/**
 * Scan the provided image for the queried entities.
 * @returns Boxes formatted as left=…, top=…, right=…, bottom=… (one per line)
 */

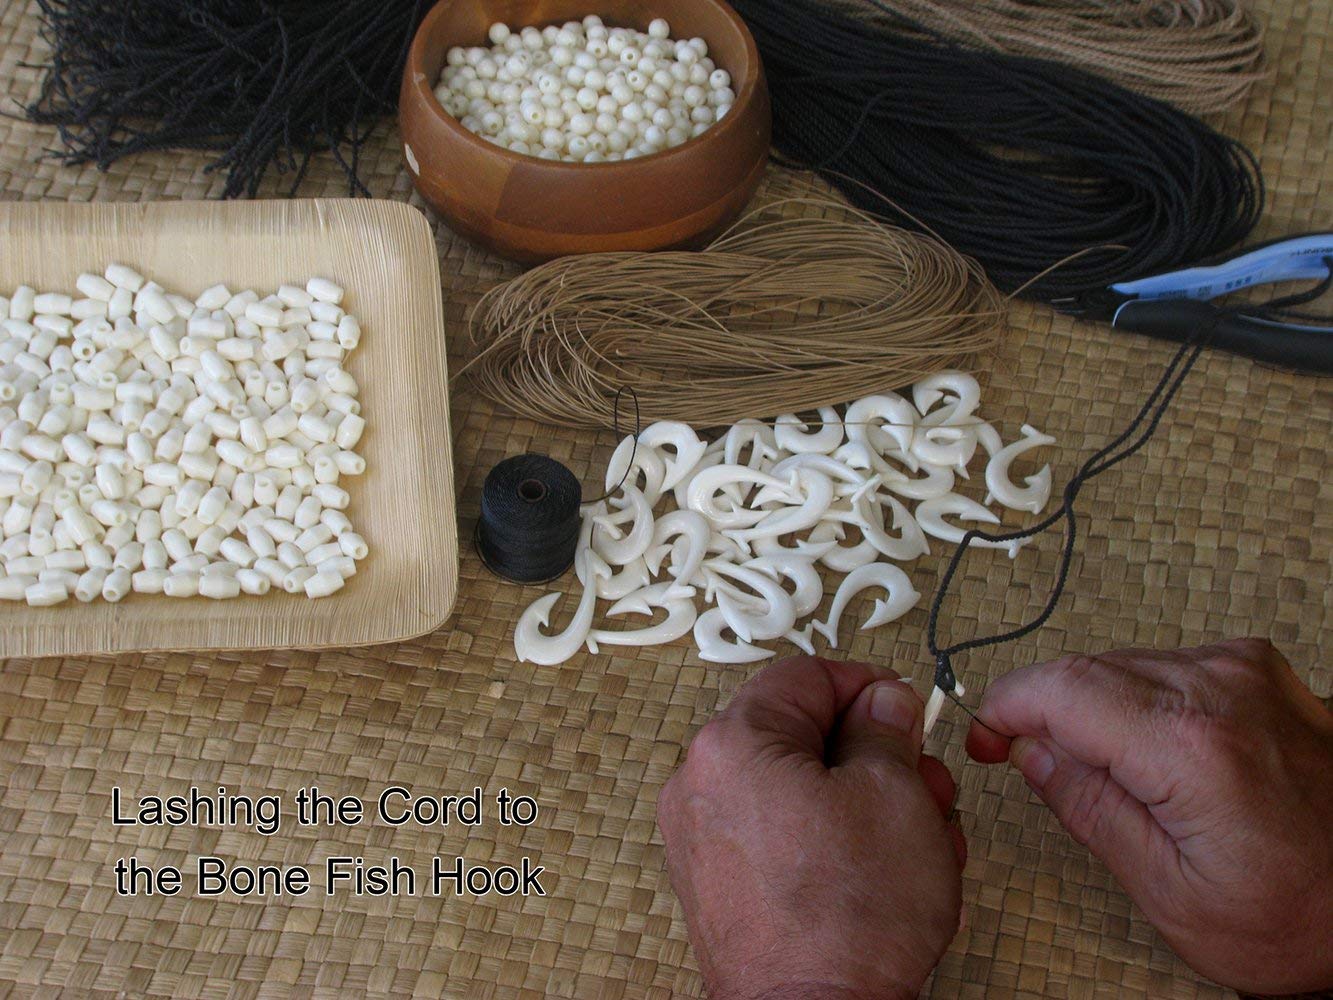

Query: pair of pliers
left=1052, top=234, right=1333, bottom=374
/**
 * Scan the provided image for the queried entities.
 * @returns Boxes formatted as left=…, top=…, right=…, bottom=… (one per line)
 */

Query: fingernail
left=871, top=682, right=918, bottom=733
left=1012, top=738, right=1055, bottom=787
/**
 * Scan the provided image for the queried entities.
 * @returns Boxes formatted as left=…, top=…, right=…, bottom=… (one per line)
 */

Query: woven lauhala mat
left=0, top=0, right=1328, bottom=996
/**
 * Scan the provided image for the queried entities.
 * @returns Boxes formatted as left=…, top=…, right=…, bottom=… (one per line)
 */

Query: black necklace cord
left=927, top=258, right=1333, bottom=700
left=728, top=0, right=1264, bottom=300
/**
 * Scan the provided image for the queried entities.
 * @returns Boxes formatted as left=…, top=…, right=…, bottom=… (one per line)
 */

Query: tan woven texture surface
left=0, top=0, right=1328, bottom=996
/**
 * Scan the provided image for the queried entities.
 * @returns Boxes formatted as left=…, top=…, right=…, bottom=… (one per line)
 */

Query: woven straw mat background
left=0, top=0, right=1329, bottom=997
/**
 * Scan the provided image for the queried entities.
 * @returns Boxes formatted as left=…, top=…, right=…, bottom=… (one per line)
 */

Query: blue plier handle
left=1052, top=234, right=1333, bottom=374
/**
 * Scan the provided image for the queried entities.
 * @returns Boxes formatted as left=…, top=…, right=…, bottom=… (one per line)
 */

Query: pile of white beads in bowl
left=434, top=16, right=736, bottom=162
left=0, top=266, right=369, bottom=607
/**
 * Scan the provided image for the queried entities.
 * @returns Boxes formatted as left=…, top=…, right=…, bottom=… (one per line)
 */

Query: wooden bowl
left=400, top=0, right=771, bottom=262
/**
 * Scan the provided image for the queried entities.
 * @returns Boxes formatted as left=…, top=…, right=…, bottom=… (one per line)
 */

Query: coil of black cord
left=477, top=455, right=583, bottom=584
left=729, top=0, right=1264, bottom=300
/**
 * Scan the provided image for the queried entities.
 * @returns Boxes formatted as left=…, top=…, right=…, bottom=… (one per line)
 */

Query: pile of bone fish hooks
left=514, top=371, right=1055, bottom=698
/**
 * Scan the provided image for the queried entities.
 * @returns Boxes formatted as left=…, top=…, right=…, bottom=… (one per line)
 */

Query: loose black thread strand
left=729, top=0, right=1263, bottom=299
left=583, top=386, right=643, bottom=506
left=928, top=262, right=1333, bottom=712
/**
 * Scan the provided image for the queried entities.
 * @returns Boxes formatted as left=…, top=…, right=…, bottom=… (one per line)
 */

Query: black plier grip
left=1053, top=234, right=1333, bottom=374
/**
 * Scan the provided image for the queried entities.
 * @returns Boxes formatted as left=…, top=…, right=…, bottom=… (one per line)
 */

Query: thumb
left=831, top=679, right=924, bottom=770
left=1012, top=738, right=1174, bottom=897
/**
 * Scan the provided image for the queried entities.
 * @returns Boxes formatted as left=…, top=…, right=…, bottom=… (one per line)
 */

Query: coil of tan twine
left=829, top=0, right=1265, bottom=115
left=459, top=197, right=1004, bottom=430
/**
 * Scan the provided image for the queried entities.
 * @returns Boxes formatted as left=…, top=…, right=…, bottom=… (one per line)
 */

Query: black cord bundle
left=730, top=0, right=1264, bottom=299
left=477, top=456, right=585, bottom=585
left=26, top=0, right=429, bottom=198
left=926, top=263, right=1333, bottom=700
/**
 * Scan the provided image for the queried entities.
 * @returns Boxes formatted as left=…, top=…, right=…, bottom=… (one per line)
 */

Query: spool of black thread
left=476, top=455, right=583, bottom=584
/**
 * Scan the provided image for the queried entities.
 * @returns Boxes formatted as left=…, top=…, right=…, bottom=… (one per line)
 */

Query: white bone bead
left=106, top=287, right=133, bottom=321
left=97, top=568, right=130, bottom=602
left=39, top=569, right=79, bottom=590
left=193, top=571, right=236, bottom=599
left=10, top=287, right=36, bottom=321
left=303, top=570, right=345, bottom=598
left=163, top=571, right=200, bottom=598
left=196, top=284, right=232, bottom=310
left=101, top=523, right=132, bottom=550
left=71, top=299, right=107, bottom=321
left=74, top=274, right=115, bottom=302
left=46, top=550, right=86, bottom=572
left=142, top=539, right=168, bottom=570
left=131, top=568, right=167, bottom=593
left=265, top=443, right=302, bottom=469
left=246, top=525, right=276, bottom=559
left=289, top=379, right=320, bottom=414
left=20, top=433, right=61, bottom=463
left=295, top=524, right=332, bottom=553
left=218, top=537, right=256, bottom=567
left=34, top=293, right=73, bottom=316
left=292, top=496, right=322, bottom=530
left=188, top=316, right=227, bottom=340
left=306, top=342, right=342, bottom=361
left=91, top=500, right=129, bottom=528
left=215, top=438, right=255, bottom=471
left=161, top=528, right=193, bottom=563
left=323, top=367, right=356, bottom=395
left=335, top=315, right=361, bottom=350
left=82, top=541, right=112, bottom=569
left=0, top=575, right=36, bottom=600
left=275, top=540, right=305, bottom=570
left=264, top=518, right=299, bottom=544
left=253, top=557, right=287, bottom=586
left=312, top=484, right=349, bottom=510
left=236, top=567, right=271, bottom=595
left=309, top=301, right=343, bottom=324
left=137, top=289, right=175, bottom=325
left=135, top=509, right=162, bottom=543
left=317, top=555, right=356, bottom=579
left=102, top=264, right=145, bottom=293
left=25, top=580, right=68, bottom=606
left=312, top=457, right=339, bottom=484
left=178, top=451, right=218, bottom=481
left=8, top=555, right=42, bottom=575
left=196, top=486, right=229, bottom=525
left=245, top=302, right=283, bottom=327
left=307, top=541, right=343, bottom=565
left=75, top=567, right=108, bottom=602
left=196, top=525, right=227, bottom=556
left=175, top=479, right=207, bottom=517
left=305, top=278, right=345, bottom=305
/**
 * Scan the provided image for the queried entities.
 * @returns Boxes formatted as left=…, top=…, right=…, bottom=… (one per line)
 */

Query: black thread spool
left=477, top=455, right=583, bottom=584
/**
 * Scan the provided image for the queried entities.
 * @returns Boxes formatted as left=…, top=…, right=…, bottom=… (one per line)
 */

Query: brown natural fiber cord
left=830, top=0, right=1266, bottom=115
left=460, top=197, right=1004, bottom=429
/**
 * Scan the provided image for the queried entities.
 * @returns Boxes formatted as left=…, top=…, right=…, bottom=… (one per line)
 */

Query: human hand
left=967, top=638, right=1333, bottom=995
left=657, top=656, right=965, bottom=1000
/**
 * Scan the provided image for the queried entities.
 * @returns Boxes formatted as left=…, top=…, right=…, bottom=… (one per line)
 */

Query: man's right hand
left=966, top=638, right=1333, bottom=995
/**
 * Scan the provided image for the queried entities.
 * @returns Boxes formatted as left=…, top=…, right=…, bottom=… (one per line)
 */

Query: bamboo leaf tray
left=0, top=199, right=458, bottom=657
